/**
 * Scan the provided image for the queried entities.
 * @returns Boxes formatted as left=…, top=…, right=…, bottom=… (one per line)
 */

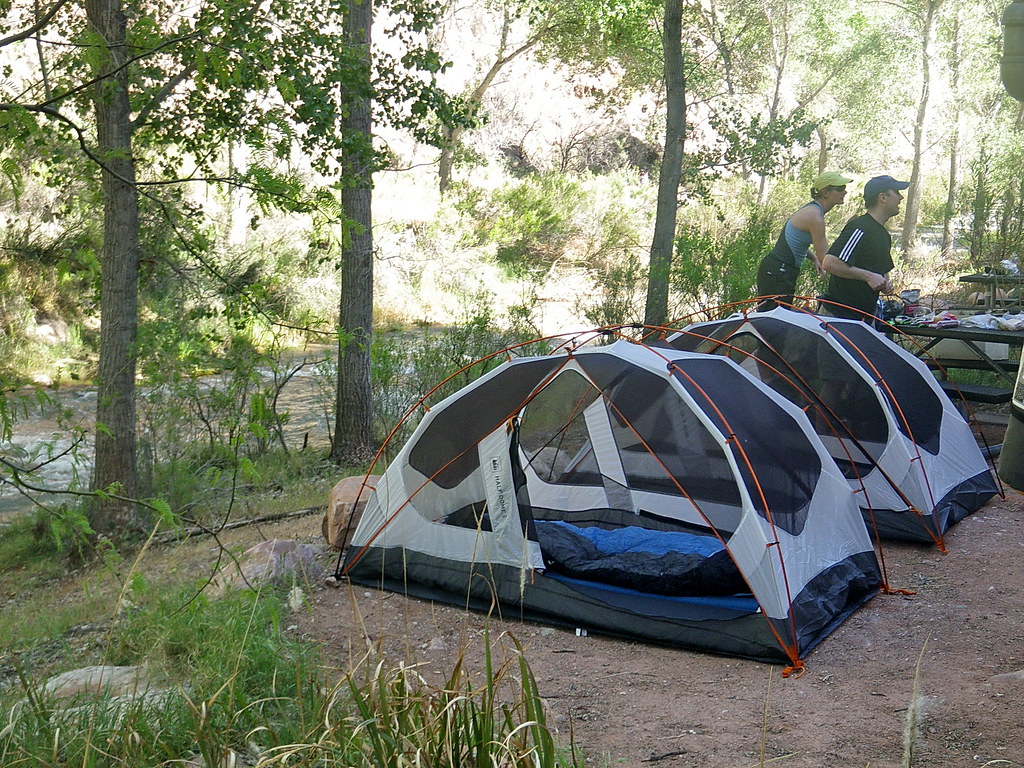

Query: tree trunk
left=85, top=0, right=141, bottom=533
left=998, top=187, right=1017, bottom=262
left=643, top=0, right=685, bottom=328
left=758, top=5, right=790, bottom=204
left=941, top=11, right=961, bottom=260
left=816, top=124, right=828, bottom=175
left=970, top=142, right=989, bottom=263
left=438, top=139, right=457, bottom=194
left=941, top=120, right=960, bottom=259
left=902, top=0, right=942, bottom=255
left=331, top=0, right=375, bottom=466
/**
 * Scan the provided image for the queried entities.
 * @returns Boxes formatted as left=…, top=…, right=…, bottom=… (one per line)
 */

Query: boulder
left=991, top=669, right=1024, bottom=682
left=35, top=665, right=179, bottom=726
left=322, top=474, right=379, bottom=550
left=43, top=665, right=154, bottom=701
left=209, top=539, right=325, bottom=597
left=29, top=315, right=69, bottom=345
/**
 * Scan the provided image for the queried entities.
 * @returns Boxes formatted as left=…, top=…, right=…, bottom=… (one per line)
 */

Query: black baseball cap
left=864, top=175, right=910, bottom=202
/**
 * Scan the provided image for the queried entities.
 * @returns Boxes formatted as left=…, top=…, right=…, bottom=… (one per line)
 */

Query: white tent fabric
left=672, top=308, right=997, bottom=543
left=342, top=338, right=881, bottom=664
left=518, top=343, right=870, bottom=619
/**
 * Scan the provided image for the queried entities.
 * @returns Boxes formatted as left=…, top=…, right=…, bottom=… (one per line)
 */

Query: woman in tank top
left=755, top=171, right=851, bottom=310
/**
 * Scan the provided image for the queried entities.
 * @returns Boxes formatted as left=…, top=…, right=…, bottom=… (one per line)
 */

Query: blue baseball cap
left=864, top=175, right=910, bottom=203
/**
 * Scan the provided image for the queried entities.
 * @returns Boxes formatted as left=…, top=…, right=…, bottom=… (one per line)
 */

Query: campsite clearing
left=297, top=486, right=1024, bottom=768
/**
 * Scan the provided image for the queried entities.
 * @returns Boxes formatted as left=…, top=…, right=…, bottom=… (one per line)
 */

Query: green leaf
left=146, top=497, right=176, bottom=527
left=238, top=456, right=260, bottom=481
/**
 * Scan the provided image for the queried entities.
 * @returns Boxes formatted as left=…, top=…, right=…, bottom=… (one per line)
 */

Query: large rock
left=35, top=665, right=177, bottom=726
left=991, top=669, right=1024, bottom=682
left=29, top=314, right=69, bottom=345
left=43, top=665, right=155, bottom=701
left=322, top=474, right=379, bottom=550
left=209, top=539, right=325, bottom=597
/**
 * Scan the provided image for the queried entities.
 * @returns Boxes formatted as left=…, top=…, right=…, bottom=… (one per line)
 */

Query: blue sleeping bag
left=535, top=520, right=748, bottom=597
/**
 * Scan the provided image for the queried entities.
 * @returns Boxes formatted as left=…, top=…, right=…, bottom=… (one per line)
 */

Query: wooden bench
left=937, top=379, right=1012, bottom=405
left=927, top=358, right=1019, bottom=375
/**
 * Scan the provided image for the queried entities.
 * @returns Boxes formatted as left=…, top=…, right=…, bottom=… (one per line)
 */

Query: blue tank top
left=779, top=201, right=823, bottom=266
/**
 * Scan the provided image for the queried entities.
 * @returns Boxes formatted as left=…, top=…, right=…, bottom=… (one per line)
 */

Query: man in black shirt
left=821, top=174, right=910, bottom=321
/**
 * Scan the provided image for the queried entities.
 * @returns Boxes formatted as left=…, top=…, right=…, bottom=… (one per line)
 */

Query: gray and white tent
left=341, top=339, right=881, bottom=666
left=668, top=308, right=998, bottom=544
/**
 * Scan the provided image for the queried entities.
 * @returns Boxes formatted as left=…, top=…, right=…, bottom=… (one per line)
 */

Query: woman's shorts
left=756, top=254, right=798, bottom=309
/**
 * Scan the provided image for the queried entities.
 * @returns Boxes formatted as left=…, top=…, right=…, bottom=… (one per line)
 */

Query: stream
left=0, top=351, right=334, bottom=523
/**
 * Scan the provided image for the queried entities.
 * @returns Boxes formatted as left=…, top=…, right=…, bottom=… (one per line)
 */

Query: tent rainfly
left=669, top=308, right=998, bottom=544
left=341, top=339, right=882, bottom=666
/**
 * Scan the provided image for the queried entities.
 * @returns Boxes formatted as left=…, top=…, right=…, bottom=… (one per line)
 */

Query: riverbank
left=0, top=344, right=335, bottom=522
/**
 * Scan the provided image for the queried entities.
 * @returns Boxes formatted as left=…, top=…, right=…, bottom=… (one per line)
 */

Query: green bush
left=312, top=309, right=550, bottom=463
left=962, top=134, right=1024, bottom=268
left=669, top=206, right=776, bottom=317
left=579, top=252, right=647, bottom=327
left=459, top=173, right=585, bottom=276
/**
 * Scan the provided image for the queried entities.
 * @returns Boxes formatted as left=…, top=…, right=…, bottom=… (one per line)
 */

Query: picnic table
left=889, top=322, right=1022, bottom=385
left=887, top=321, right=1023, bottom=409
left=959, top=272, right=1024, bottom=309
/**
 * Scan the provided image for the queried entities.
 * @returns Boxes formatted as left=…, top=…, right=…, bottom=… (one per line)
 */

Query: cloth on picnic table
left=894, top=311, right=960, bottom=328
left=960, top=313, right=1024, bottom=331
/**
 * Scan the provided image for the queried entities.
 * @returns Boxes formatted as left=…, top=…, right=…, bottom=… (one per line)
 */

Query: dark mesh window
left=576, top=354, right=743, bottom=517
left=668, top=320, right=743, bottom=354
left=439, top=501, right=491, bottom=530
left=676, top=319, right=890, bottom=479
left=519, top=369, right=604, bottom=486
left=827, top=323, right=943, bottom=454
left=610, top=391, right=741, bottom=504
left=669, top=356, right=821, bottom=537
left=409, top=357, right=563, bottom=489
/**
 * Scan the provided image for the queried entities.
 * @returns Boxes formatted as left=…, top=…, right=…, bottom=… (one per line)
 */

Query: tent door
left=583, top=399, right=636, bottom=514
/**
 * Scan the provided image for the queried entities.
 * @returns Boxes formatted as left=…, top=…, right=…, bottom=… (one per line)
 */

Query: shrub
left=668, top=207, right=776, bottom=317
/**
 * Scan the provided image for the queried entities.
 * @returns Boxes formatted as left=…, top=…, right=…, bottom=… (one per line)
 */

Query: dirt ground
left=293, top=488, right=1024, bottom=768
left=6, top=352, right=1022, bottom=767
left=283, top=410, right=1023, bottom=768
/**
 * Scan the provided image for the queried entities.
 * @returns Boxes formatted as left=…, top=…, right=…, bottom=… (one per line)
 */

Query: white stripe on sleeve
left=836, top=228, right=864, bottom=263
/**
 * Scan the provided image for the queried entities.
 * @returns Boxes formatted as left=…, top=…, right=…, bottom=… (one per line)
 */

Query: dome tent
left=340, top=337, right=881, bottom=667
left=669, top=308, right=998, bottom=544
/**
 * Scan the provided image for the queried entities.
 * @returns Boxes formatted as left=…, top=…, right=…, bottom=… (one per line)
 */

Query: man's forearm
left=822, top=254, right=889, bottom=291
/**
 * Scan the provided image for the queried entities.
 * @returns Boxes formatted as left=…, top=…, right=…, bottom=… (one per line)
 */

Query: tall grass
left=902, top=635, right=931, bottom=768
left=1, top=583, right=573, bottom=767
left=266, top=630, right=567, bottom=767
left=0, top=513, right=119, bottom=648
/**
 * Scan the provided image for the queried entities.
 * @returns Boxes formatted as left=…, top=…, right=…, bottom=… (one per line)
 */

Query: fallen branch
left=153, top=505, right=325, bottom=545
left=644, top=749, right=688, bottom=762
